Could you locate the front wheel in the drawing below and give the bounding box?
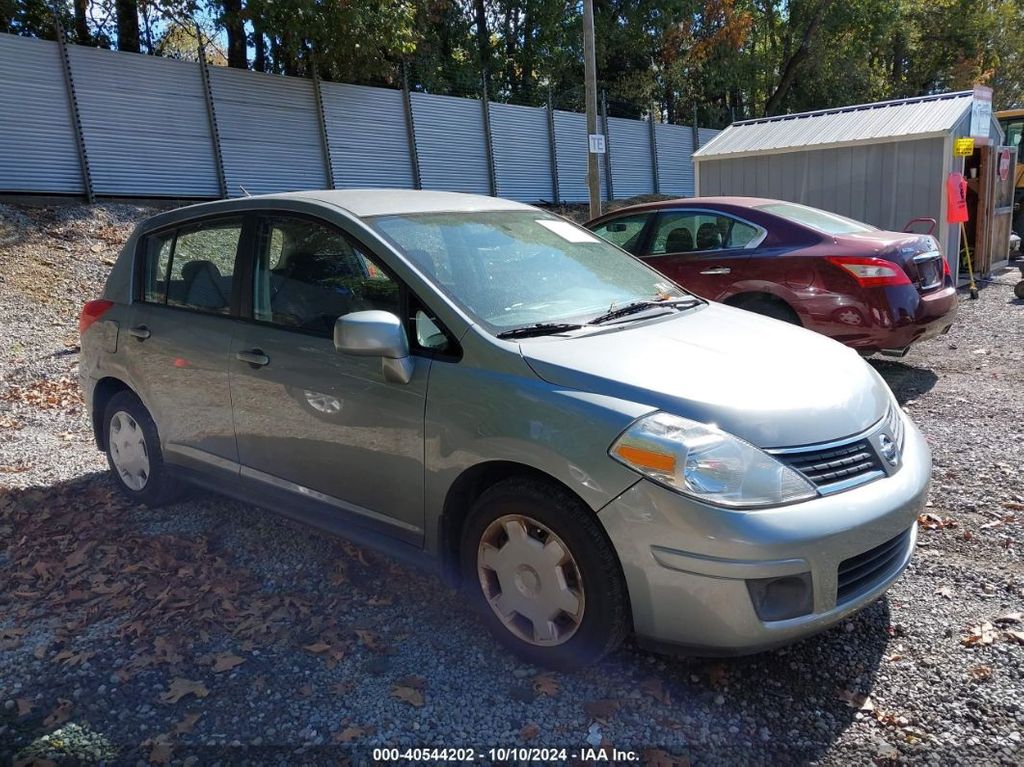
[103,391,182,507]
[460,477,630,670]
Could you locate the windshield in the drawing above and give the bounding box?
[757,201,877,235]
[370,210,687,331]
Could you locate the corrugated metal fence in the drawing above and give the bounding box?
[0,32,716,203]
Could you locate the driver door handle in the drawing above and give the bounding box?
[699,267,731,275]
[128,325,151,340]
[235,349,270,367]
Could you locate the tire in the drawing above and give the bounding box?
[739,296,801,325]
[103,390,182,507]
[1014,280,1024,301]
[460,476,630,670]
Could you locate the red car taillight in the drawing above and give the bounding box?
[79,299,114,335]
[826,257,912,288]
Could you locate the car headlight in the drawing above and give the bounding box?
[610,412,818,509]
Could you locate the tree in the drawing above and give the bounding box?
[115,0,141,52]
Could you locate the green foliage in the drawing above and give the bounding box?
[36,0,1024,122]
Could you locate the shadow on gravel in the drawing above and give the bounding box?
[2,471,897,765]
[870,359,938,404]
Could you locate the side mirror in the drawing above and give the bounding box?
[334,311,414,384]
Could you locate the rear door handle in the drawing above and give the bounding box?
[699,267,731,275]
[128,325,151,340]
[235,349,270,367]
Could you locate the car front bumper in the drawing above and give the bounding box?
[597,417,930,655]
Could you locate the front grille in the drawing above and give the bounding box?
[776,439,884,487]
[836,528,912,604]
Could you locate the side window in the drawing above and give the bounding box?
[650,211,699,254]
[142,231,174,303]
[651,211,762,254]
[254,216,400,335]
[590,214,651,255]
[141,218,242,314]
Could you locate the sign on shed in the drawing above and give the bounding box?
[954,137,975,157]
[970,85,993,139]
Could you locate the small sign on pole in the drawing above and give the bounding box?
[953,137,975,157]
[588,133,606,154]
[999,148,1012,181]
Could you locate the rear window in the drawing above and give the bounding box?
[757,202,876,235]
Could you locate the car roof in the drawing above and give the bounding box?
[220,189,533,218]
[587,196,787,225]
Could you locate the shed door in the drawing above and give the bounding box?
[990,146,1017,269]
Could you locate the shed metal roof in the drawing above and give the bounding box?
[693,91,974,160]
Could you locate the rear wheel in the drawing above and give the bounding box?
[737,296,801,325]
[103,391,181,507]
[460,477,630,670]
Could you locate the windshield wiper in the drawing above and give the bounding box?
[496,322,583,339]
[587,297,701,326]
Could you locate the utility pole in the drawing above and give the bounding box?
[583,0,601,219]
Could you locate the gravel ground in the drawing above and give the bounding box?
[1,201,1022,766]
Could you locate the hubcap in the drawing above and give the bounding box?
[108,410,150,491]
[477,515,585,647]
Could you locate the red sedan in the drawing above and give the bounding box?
[586,197,958,356]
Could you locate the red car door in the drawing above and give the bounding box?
[639,209,765,300]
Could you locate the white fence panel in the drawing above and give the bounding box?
[210,67,327,196]
[490,102,553,202]
[553,110,591,203]
[655,123,696,197]
[321,82,413,189]
[71,46,219,197]
[0,35,82,194]
[411,92,489,195]
[608,117,654,199]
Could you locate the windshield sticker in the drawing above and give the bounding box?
[536,219,600,243]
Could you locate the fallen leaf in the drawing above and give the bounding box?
[354,629,382,651]
[299,684,313,698]
[532,674,559,697]
[837,689,874,711]
[334,725,371,743]
[367,595,393,606]
[142,735,174,765]
[935,585,953,600]
[969,665,992,681]
[520,723,540,741]
[962,622,998,646]
[160,678,210,704]
[303,641,331,654]
[395,674,426,690]
[995,612,1022,625]
[174,711,202,735]
[16,698,34,716]
[1004,629,1024,645]
[330,681,355,695]
[391,685,424,707]
[584,699,621,721]
[641,676,671,705]
[43,699,73,727]
[211,653,245,673]
[917,513,956,530]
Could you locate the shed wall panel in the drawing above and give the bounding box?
[697,137,946,234]
[0,35,82,194]
[411,92,490,195]
[71,46,219,197]
[320,82,413,189]
[490,102,553,202]
[210,67,327,196]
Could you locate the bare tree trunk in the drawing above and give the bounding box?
[764,0,830,116]
[665,85,675,124]
[474,0,490,73]
[221,0,246,69]
[73,0,90,44]
[115,0,140,53]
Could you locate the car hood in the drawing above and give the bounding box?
[520,303,891,448]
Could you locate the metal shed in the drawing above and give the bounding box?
[693,91,1015,280]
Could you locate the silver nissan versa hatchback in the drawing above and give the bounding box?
[79,190,929,669]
